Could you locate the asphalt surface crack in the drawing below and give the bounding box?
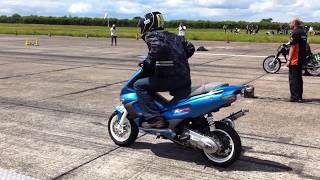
[241,134,320,150]
[244,73,268,84]
[0,99,106,118]
[193,57,228,66]
[256,96,320,105]
[51,147,122,180]
[0,65,93,80]
[51,134,147,180]
[49,80,126,99]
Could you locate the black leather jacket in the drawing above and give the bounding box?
[290,26,308,65]
[142,30,194,84]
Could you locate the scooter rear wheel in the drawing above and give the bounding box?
[201,123,241,167]
[108,111,139,147]
[263,55,281,73]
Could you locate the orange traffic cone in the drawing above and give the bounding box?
[35,39,40,46]
[25,40,30,46]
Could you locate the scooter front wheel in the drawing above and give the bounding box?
[263,55,282,73]
[201,123,241,167]
[108,111,139,147]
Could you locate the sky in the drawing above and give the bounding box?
[0,0,320,22]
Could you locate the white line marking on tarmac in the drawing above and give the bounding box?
[195,53,266,58]
[0,168,38,180]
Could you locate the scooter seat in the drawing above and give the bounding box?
[189,82,229,97]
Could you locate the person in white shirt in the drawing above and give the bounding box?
[309,26,314,36]
[110,24,117,46]
[177,23,186,40]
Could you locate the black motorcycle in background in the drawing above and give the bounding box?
[263,42,320,76]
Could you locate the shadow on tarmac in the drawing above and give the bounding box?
[130,142,292,173]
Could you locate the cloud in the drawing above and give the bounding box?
[0,0,67,16]
[249,1,275,13]
[313,10,320,18]
[0,0,320,22]
[0,8,13,14]
[68,2,92,14]
[114,1,145,14]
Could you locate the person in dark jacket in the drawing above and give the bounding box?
[286,18,307,102]
[135,12,195,129]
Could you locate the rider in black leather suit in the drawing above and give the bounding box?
[135,12,195,129]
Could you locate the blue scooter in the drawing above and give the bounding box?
[108,66,252,167]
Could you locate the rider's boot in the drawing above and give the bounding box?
[142,116,168,129]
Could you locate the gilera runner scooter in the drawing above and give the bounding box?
[108,65,253,167]
[263,42,320,76]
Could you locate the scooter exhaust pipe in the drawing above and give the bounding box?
[225,109,249,121]
[221,109,249,128]
[188,130,221,154]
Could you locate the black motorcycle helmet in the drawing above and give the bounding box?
[138,12,164,34]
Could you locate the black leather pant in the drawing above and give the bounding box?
[289,65,303,100]
[111,36,117,46]
[133,76,190,120]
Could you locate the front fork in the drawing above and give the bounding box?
[270,52,282,65]
[115,106,128,132]
[118,109,128,126]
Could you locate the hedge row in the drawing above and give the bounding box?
[1,14,319,30]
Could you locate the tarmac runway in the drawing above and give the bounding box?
[0,35,319,180]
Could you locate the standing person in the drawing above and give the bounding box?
[249,24,253,34]
[286,18,307,102]
[223,25,228,33]
[277,26,281,34]
[304,26,309,34]
[110,24,117,46]
[246,24,249,34]
[255,25,260,34]
[177,22,187,40]
[285,27,289,35]
[309,26,314,36]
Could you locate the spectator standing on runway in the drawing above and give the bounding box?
[309,26,315,36]
[284,27,289,35]
[246,24,249,34]
[255,25,260,34]
[249,24,253,34]
[177,23,187,40]
[110,24,117,46]
[286,18,307,102]
[223,25,228,33]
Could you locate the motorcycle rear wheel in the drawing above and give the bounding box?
[306,67,320,76]
[263,55,281,73]
[201,123,241,167]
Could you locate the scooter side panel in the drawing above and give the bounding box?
[162,85,243,120]
[118,83,243,124]
[162,94,224,120]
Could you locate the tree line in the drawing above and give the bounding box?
[1,14,319,30]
